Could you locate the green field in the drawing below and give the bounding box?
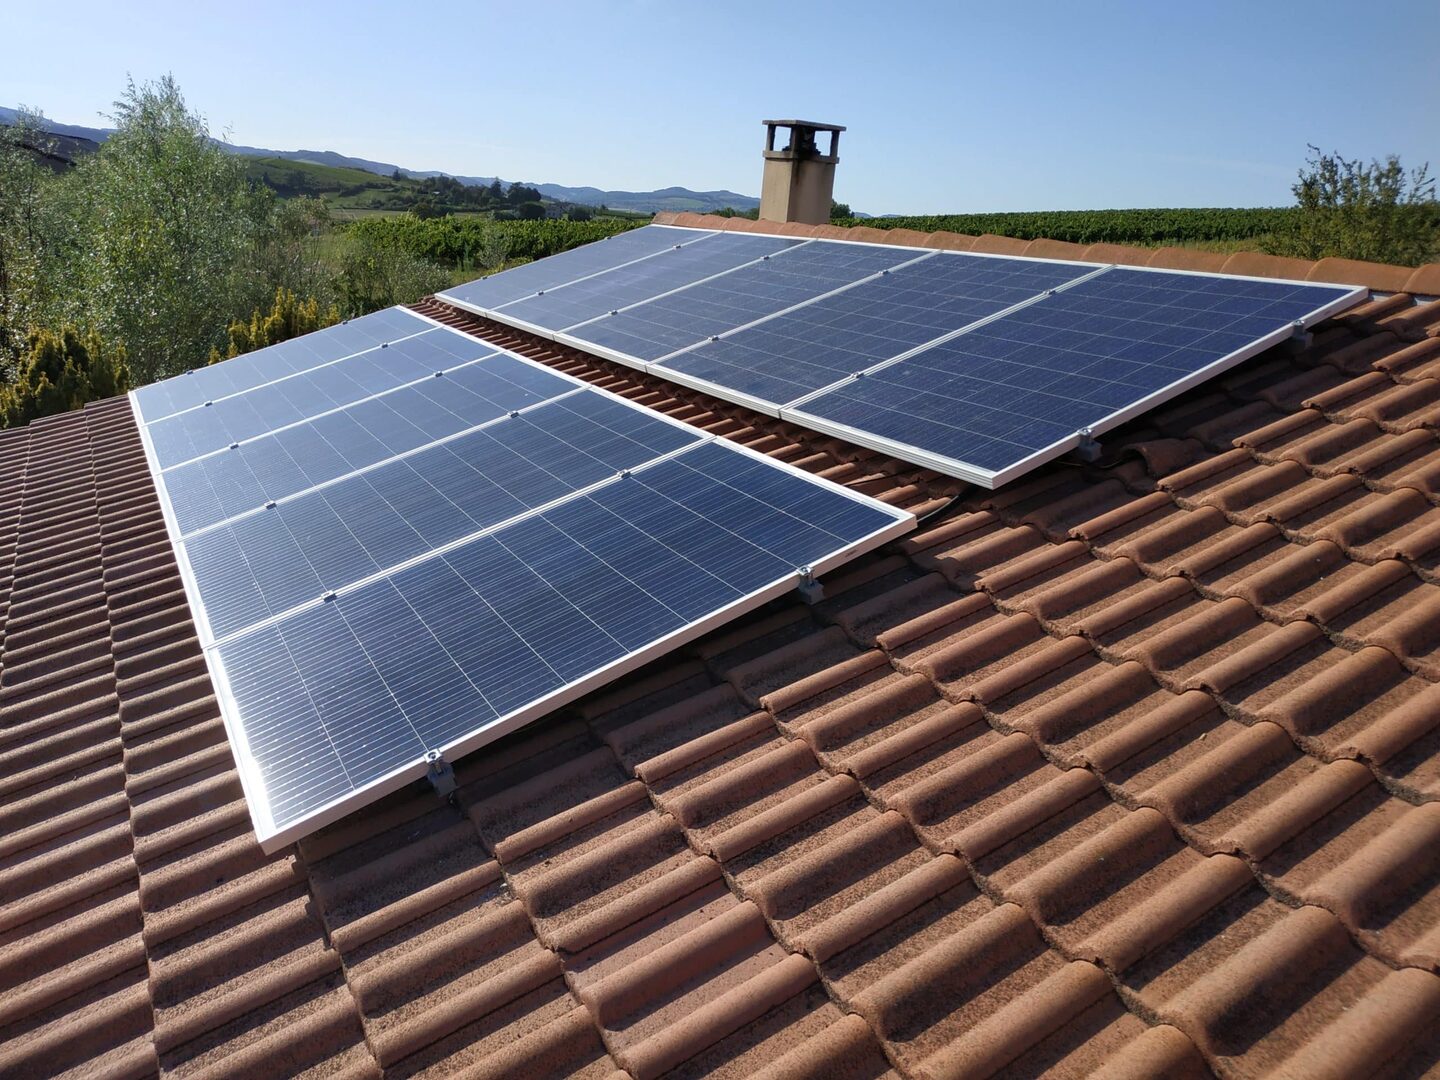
[835,207,1298,248]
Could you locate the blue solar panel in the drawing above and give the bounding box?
[134,307,429,422]
[162,353,575,535]
[498,232,801,331]
[656,252,1095,407]
[791,268,1361,482]
[213,438,907,839]
[567,239,921,362]
[440,225,715,312]
[182,389,704,640]
[147,328,494,469]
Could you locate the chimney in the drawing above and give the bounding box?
[759,120,844,226]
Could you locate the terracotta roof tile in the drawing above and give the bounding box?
[1405,263,1440,297]
[968,233,1033,257]
[8,218,1440,1078]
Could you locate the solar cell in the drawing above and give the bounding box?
[789,267,1363,484]
[565,239,922,362]
[497,232,801,332]
[655,251,1096,409]
[134,306,428,422]
[182,389,705,640]
[211,437,908,844]
[147,327,494,468]
[440,224,716,313]
[162,352,575,534]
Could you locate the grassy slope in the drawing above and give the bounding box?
[242,156,436,211]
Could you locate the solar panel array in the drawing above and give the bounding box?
[440,225,1366,486]
[133,307,913,850]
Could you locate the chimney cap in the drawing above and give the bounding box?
[762,119,847,132]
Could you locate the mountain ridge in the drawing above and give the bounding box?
[0,106,760,214]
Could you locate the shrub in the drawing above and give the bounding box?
[0,325,129,427]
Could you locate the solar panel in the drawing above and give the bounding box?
[654,251,1096,408]
[132,307,913,850]
[453,227,1366,487]
[786,267,1364,484]
[133,306,428,423]
[564,239,922,363]
[439,223,716,312]
[495,232,801,332]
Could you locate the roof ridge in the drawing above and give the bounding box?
[651,211,1440,297]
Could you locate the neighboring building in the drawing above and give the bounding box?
[2,214,1439,1080]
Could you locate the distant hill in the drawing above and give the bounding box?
[1,106,759,214]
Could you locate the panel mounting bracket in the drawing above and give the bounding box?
[1071,428,1103,463]
[1285,320,1314,353]
[796,566,825,605]
[425,749,456,798]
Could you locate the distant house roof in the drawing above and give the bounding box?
[3,215,1440,1079]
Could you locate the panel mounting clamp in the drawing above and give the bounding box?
[1287,319,1314,352]
[1072,427,1103,463]
[425,749,456,798]
[796,566,825,605]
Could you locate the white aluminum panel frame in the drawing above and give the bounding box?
[131,310,916,853]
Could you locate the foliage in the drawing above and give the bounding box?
[242,196,338,314]
[0,112,76,375]
[210,287,340,363]
[0,325,128,428]
[832,207,1300,246]
[334,228,452,315]
[72,76,268,384]
[1263,146,1439,265]
[344,215,641,268]
[830,199,851,221]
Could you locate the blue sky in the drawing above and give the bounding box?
[7,0,1438,214]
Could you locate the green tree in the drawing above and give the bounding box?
[0,112,69,374]
[71,75,267,384]
[515,200,546,221]
[242,195,337,315]
[830,199,852,221]
[0,325,129,427]
[1265,146,1439,265]
[335,229,450,315]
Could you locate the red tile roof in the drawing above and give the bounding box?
[3,218,1440,1079]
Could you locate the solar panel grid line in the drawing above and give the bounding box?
[550,241,926,362]
[166,384,715,645]
[489,226,725,314]
[783,271,1368,487]
[559,239,823,332]
[491,233,806,333]
[174,383,591,543]
[134,317,713,644]
[140,312,435,424]
[641,248,942,366]
[157,338,504,476]
[192,410,711,651]
[159,352,583,537]
[437,225,722,318]
[598,253,1099,420]
[474,238,823,359]
[779,261,1117,414]
[201,439,912,852]
[132,306,434,423]
[146,324,494,470]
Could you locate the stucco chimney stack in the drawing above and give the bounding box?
[759,120,843,226]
